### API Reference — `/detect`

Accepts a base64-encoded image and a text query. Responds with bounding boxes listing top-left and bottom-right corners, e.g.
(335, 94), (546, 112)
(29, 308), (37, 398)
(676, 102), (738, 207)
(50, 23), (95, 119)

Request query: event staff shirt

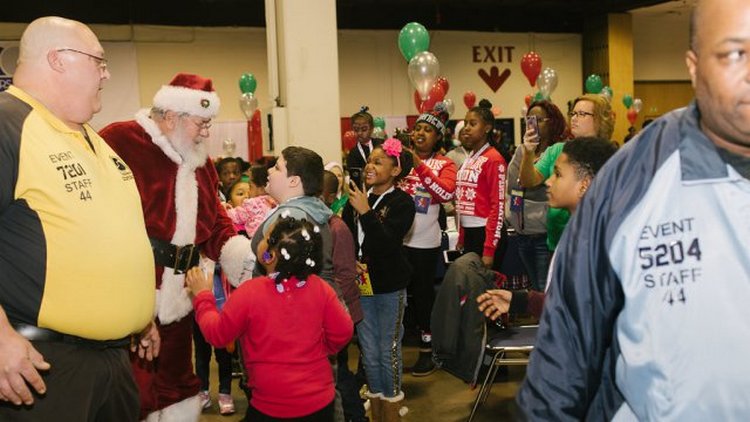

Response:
(0, 86), (154, 340)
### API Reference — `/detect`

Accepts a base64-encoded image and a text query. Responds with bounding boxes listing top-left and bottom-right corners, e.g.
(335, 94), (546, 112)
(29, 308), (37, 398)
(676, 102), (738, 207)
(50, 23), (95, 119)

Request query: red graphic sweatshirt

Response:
(455, 145), (507, 257)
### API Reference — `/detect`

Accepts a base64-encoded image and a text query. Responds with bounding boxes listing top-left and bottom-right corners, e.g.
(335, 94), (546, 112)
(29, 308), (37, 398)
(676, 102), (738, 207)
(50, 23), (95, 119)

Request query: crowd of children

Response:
(187, 98), (619, 422)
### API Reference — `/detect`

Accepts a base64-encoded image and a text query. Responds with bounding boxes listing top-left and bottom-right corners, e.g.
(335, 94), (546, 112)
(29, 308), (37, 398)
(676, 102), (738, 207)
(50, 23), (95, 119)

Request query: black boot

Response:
(411, 340), (436, 377)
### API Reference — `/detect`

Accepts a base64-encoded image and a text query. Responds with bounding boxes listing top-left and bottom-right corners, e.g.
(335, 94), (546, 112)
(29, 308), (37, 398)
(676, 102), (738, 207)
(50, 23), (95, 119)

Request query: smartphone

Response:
(349, 167), (363, 189)
(525, 115), (539, 136)
(443, 249), (463, 264)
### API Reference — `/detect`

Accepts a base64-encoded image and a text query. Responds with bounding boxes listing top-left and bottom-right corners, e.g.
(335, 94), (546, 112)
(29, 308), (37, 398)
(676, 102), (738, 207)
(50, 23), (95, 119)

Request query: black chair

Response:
(467, 325), (538, 422)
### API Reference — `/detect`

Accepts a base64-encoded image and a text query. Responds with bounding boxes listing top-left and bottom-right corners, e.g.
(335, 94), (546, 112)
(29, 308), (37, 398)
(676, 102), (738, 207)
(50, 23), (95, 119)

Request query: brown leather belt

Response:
(12, 323), (131, 349)
(149, 237), (201, 274)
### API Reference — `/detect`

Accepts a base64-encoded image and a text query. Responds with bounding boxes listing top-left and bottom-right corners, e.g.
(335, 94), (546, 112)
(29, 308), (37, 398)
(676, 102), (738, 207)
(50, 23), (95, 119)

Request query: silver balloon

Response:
(633, 98), (643, 113)
(239, 92), (258, 120)
(408, 51), (440, 101)
(442, 98), (455, 116)
(538, 67), (558, 99)
(222, 138), (236, 156)
(371, 127), (386, 140)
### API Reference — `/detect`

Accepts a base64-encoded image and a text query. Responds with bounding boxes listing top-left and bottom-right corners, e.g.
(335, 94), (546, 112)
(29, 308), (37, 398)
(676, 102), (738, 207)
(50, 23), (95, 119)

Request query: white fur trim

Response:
(135, 109), (183, 165)
(142, 394), (201, 422)
(157, 154), (200, 324)
(220, 235), (255, 287)
(381, 391), (405, 403)
(153, 85), (220, 119)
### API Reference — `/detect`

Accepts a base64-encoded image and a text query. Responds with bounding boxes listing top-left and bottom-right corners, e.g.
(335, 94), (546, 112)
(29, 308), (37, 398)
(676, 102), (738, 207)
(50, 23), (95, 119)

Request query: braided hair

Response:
(266, 217), (323, 284)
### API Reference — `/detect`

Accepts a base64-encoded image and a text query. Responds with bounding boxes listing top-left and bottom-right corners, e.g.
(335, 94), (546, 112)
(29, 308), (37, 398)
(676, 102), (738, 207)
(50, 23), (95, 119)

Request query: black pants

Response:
(405, 246), (441, 335)
(0, 342), (138, 422)
(462, 226), (509, 273)
(336, 341), (366, 421)
(193, 320), (233, 394)
(244, 400), (334, 421)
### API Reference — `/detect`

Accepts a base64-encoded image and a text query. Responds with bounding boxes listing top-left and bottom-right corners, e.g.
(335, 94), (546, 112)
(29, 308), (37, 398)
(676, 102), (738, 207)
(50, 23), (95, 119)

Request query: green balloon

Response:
(373, 117), (386, 130)
(585, 74), (603, 94)
(622, 94), (633, 109)
(398, 22), (430, 62)
(239, 73), (257, 94)
(533, 91), (545, 102)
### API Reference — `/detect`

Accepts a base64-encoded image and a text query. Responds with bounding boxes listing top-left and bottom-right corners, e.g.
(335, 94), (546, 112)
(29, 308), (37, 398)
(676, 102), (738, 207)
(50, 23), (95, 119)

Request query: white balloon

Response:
(239, 92), (258, 119)
(442, 98), (455, 116)
(538, 67), (558, 99)
(408, 51), (440, 101)
(222, 138), (236, 156)
(633, 98), (643, 113)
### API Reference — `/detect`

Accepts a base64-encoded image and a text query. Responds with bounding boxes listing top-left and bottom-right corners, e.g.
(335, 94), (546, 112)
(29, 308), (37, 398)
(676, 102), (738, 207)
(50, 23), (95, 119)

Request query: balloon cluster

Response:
(519, 51), (558, 108)
(239, 73), (258, 119)
(399, 22), (457, 116)
(622, 94), (643, 126)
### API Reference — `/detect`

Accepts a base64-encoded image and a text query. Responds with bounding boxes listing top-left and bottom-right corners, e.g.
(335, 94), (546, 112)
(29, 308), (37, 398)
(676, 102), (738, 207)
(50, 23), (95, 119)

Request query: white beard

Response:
(170, 125), (208, 170)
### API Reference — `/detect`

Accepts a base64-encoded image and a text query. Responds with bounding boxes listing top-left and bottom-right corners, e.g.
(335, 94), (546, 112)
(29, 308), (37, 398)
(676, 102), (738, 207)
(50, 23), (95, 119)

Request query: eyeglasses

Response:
(57, 48), (108, 71)
(188, 118), (212, 131)
(568, 111), (595, 119)
(352, 125), (371, 132)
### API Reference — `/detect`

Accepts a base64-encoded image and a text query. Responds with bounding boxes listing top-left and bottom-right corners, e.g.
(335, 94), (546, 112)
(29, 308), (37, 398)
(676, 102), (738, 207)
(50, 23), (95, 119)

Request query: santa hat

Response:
(152, 73), (221, 119)
(416, 102), (449, 136)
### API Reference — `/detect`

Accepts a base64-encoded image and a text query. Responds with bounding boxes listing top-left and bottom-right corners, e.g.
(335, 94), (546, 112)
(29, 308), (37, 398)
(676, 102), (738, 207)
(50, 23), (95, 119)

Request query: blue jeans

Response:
(516, 234), (551, 291)
(357, 290), (406, 398)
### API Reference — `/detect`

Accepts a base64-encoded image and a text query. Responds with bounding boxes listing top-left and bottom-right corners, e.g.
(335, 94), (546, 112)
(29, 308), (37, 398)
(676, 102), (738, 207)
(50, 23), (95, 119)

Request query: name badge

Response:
(414, 187), (432, 214)
(510, 188), (524, 213)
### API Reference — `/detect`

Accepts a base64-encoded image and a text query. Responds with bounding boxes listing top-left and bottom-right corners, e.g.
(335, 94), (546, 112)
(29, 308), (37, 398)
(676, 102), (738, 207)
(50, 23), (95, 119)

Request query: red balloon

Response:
(414, 90), (423, 112)
(463, 91), (476, 109)
(436, 76), (450, 95)
(520, 51), (542, 87)
(343, 130), (357, 152)
(524, 94), (532, 108)
(422, 84), (445, 113)
(627, 109), (638, 126)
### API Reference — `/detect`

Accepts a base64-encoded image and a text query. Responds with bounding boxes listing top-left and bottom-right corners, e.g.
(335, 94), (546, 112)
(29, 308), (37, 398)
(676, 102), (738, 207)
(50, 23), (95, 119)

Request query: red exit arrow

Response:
(478, 66), (511, 93)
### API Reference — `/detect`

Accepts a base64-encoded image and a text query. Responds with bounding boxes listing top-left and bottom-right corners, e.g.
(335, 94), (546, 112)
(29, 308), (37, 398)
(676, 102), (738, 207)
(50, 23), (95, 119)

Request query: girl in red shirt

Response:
(186, 217), (353, 421)
(455, 99), (508, 268)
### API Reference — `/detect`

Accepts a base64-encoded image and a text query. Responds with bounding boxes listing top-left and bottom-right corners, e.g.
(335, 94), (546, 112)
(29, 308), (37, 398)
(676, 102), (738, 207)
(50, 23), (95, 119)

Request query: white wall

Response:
(11, 18), (705, 153)
(338, 30), (582, 142)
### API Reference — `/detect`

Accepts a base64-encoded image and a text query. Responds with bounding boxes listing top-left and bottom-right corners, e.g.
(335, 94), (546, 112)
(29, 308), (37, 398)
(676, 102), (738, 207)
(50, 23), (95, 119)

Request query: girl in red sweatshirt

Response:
(455, 99), (508, 268)
(186, 217), (353, 421)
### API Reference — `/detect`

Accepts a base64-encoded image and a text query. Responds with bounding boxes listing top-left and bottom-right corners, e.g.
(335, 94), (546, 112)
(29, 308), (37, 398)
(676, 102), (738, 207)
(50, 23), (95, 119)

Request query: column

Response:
(265, 0), (341, 163)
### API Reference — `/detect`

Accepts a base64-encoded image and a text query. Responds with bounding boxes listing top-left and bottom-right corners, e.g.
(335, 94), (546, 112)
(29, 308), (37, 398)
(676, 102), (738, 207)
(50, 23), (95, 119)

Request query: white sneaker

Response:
(198, 390), (211, 410)
(218, 393), (235, 415)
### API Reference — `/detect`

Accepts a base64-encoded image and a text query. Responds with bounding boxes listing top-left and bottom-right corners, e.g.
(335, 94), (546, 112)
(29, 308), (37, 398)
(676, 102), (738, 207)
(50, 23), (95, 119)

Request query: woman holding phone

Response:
(505, 100), (567, 291)
(518, 94), (614, 252)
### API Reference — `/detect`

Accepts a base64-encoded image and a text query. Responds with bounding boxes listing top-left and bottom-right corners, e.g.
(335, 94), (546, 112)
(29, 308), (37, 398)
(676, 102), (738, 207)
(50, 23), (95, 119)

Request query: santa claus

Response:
(100, 73), (254, 421)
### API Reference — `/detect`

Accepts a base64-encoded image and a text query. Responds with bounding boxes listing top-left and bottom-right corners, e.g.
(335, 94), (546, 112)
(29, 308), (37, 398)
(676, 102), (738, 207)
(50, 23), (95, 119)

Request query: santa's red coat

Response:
(100, 111), (250, 418)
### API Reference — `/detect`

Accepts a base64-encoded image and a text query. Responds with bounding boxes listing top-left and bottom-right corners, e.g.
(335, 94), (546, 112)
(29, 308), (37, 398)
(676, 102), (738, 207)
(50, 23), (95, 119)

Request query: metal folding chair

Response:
(467, 325), (538, 422)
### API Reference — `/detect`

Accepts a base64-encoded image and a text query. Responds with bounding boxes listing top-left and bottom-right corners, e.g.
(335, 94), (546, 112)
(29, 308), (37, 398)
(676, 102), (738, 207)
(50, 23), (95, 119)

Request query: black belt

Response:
(150, 237), (201, 274)
(12, 323), (131, 350)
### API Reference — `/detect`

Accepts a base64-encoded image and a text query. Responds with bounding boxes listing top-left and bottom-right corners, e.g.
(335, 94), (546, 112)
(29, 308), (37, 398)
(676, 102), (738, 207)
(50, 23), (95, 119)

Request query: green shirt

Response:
(534, 142), (570, 250)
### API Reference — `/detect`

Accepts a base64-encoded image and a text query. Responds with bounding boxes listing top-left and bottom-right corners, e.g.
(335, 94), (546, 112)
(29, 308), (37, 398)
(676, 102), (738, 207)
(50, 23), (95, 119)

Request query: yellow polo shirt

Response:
(0, 86), (154, 340)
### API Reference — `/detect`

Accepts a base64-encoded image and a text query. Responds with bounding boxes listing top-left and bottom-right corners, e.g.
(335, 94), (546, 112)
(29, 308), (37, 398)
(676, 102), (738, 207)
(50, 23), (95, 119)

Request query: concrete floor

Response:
(198, 343), (525, 422)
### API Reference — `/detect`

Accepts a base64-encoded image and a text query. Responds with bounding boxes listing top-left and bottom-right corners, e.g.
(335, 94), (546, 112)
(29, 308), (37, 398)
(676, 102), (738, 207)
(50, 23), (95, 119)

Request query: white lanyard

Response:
(357, 140), (373, 163)
(459, 142), (490, 173)
(456, 142), (490, 233)
(357, 186), (395, 259)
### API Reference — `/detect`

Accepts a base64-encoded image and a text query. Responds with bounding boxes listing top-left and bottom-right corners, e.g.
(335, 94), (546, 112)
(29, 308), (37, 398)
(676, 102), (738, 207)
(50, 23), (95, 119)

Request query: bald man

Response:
(0, 17), (158, 421)
(517, 0), (750, 420)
